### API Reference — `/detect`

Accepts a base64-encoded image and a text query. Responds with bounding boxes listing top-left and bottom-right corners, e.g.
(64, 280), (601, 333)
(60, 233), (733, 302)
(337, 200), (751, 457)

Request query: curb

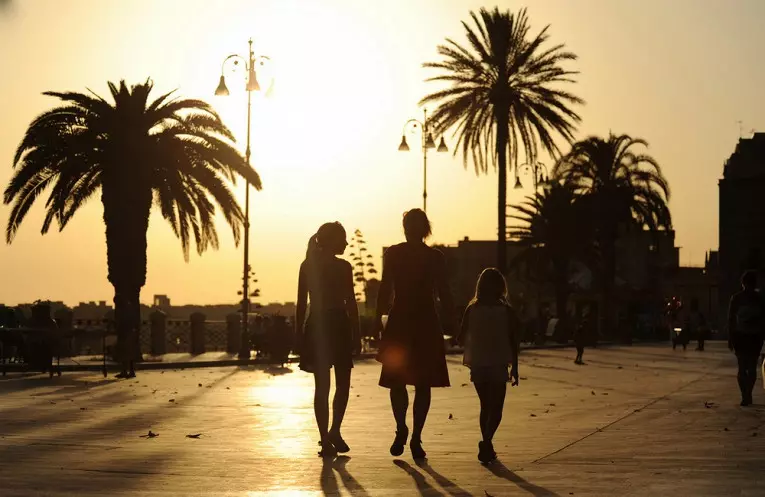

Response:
(4, 340), (665, 375)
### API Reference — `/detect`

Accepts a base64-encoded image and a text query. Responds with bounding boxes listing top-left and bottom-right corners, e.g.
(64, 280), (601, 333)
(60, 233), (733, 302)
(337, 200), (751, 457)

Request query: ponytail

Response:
(305, 222), (345, 262)
(305, 232), (320, 260)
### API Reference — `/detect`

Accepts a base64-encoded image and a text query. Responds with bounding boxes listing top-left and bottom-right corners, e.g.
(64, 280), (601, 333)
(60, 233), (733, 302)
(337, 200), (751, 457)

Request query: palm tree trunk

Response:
(601, 236), (617, 340)
(554, 259), (570, 342)
(113, 287), (141, 363)
(102, 184), (151, 366)
(496, 109), (510, 274)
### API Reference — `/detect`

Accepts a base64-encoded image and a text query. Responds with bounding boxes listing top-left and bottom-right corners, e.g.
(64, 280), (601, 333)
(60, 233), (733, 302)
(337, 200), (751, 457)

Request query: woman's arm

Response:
(295, 262), (308, 343)
(374, 250), (393, 330)
(344, 262), (360, 344)
(434, 251), (456, 336)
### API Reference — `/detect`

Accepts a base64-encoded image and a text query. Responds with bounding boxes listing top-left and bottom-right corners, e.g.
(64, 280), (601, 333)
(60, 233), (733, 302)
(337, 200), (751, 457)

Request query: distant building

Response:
(71, 301), (111, 320)
(719, 132), (765, 325)
(382, 237), (528, 311)
(153, 294), (171, 310)
(665, 251), (719, 329)
(382, 230), (698, 335)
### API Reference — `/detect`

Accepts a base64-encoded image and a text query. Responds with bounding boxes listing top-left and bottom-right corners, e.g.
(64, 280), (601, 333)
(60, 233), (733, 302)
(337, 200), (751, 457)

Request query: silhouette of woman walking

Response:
(375, 209), (455, 459)
(296, 222), (360, 457)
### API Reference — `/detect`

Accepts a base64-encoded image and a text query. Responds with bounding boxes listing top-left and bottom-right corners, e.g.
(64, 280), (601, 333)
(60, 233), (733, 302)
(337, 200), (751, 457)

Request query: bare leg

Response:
(390, 385), (409, 431)
(389, 385), (409, 456)
(313, 369), (331, 442)
(330, 367), (351, 435)
(412, 386), (431, 441)
(474, 382), (490, 441)
(485, 382), (506, 442)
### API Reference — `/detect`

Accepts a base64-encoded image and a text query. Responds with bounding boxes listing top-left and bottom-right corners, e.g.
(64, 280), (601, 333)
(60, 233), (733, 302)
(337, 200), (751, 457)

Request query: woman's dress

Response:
(377, 242), (450, 388)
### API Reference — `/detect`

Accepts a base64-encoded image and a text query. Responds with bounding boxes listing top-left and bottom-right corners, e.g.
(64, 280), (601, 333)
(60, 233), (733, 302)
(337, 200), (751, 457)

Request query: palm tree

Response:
(509, 182), (595, 333)
(5, 79), (260, 365)
(420, 7), (582, 274)
(553, 133), (671, 334)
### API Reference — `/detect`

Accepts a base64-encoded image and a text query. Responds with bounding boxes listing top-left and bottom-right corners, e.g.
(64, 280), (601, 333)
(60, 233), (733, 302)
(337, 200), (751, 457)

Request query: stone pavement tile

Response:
(0, 343), (762, 495)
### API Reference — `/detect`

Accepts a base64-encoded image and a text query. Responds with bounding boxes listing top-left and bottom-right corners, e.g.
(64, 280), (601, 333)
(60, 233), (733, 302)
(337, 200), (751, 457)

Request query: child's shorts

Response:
(470, 365), (509, 383)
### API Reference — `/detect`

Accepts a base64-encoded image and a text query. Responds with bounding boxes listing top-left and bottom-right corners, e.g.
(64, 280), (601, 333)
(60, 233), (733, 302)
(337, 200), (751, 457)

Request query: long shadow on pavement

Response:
(416, 460), (472, 497)
(0, 369), (242, 495)
(320, 458), (340, 496)
(0, 373), (114, 395)
(394, 459), (446, 496)
(487, 461), (560, 496)
(332, 456), (370, 496)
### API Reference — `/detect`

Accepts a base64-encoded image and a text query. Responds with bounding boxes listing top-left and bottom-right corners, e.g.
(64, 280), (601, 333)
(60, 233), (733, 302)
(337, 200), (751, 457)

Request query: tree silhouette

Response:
(238, 269), (262, 309)
(5, 79), (260, 360)
(509, 181), (596, 330)
(553, 133), (671, 333)
(347, 229), (378, 301)
(420, 7), (582, 275)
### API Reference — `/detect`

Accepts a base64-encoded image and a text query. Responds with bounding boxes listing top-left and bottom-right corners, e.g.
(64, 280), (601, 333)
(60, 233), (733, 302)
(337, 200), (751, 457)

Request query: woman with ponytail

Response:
(295, 222), (360, 457)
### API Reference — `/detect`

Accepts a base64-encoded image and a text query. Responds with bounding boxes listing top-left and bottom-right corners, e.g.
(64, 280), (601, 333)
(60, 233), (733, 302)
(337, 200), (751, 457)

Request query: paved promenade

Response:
(0, 342), (762, 496)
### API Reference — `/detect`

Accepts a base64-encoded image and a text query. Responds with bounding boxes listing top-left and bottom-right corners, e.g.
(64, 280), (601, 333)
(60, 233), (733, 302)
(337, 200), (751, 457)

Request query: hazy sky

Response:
(1, 0), (764, 307)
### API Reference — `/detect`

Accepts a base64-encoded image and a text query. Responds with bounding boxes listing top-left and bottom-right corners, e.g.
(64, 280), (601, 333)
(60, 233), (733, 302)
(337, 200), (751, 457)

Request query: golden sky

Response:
(1, 0), (764, 307)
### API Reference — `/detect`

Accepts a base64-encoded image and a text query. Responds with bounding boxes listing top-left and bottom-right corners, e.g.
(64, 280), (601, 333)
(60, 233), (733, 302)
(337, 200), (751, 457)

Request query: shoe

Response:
(329, 431), (350, 453)
(478, 441), (494, 464)
(390, 427), (409, 456)
(318, 439), (337, 458)
(115, 371), (130, 379)
(127, 371), (136, 379)
(485, 440), (497, 462)
(410, 438), (426, 460)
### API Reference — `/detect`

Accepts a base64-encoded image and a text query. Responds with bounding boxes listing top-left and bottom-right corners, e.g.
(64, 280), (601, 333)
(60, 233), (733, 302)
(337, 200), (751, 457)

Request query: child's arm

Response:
(457, 304), (472, 346)
(507, 306), (520, 385)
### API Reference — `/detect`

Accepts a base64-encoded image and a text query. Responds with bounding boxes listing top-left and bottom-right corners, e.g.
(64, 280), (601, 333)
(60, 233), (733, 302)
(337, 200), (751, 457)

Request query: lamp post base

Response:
(238, 330), (250, 361)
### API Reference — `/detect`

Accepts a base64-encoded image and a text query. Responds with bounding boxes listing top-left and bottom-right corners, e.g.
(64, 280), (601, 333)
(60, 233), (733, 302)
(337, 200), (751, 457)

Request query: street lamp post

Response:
(398, 109), (448, 213)
(514, 161), (550, 191)
(215, 38), (270, 360)
(510, 160), (551, 342)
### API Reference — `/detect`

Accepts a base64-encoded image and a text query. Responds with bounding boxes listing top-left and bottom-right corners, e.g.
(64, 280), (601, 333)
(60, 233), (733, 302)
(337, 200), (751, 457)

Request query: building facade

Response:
(719, 133), (765, 325)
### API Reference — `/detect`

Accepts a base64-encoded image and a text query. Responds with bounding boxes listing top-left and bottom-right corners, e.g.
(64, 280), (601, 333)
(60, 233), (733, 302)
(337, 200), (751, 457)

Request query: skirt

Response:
(377, 311), (450, 388)
(299, 309), (354, 373)
(469, 365), (510, 384)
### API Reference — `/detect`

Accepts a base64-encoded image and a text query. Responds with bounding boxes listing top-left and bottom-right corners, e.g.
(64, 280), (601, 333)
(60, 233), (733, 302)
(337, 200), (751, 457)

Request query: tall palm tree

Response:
(420, 7), (582, 274)
(553, 133), (671, 334)
(5, 79), (260, 363)
(509, 181), (595, 331)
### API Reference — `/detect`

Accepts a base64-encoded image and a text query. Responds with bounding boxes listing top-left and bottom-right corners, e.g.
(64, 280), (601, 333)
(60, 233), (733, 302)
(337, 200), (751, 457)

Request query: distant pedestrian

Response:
(458, 268), (519, 464)
(295, 222), (360, 457)
(574, 310), (589, 365)
(727, 270), (765, 406)
(684, 298), (707, 351)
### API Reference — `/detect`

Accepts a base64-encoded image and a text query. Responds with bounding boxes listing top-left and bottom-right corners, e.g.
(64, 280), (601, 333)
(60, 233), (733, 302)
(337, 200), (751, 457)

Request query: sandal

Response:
(478, 441), (496, 464)
(390, 426), (409, 456)
(329, 431), (350, 453)
(410, 438), (427, 460)
(318, 440), (337, 458)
